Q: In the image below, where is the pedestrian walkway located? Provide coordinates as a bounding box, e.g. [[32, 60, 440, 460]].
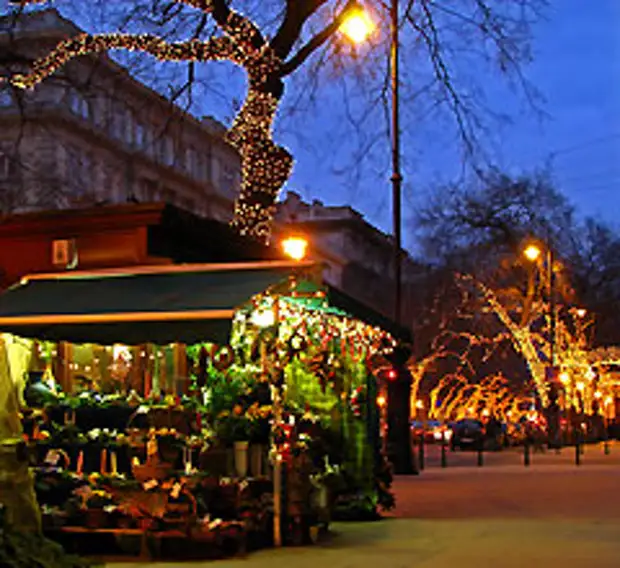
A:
[[108, 454, 620, 568]]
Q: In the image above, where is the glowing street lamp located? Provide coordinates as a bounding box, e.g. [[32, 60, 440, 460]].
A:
[[339, 5, 375, 44], [523, 244, 542, 262], [281, 236, 308, 261]]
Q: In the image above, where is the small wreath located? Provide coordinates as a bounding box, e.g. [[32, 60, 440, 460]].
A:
[[210, 345, 235, 371]]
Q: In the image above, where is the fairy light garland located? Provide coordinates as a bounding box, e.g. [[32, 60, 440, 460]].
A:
[[7, 0, 293, 243]]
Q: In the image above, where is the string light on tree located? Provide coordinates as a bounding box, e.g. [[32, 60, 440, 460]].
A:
[[5, 0, 300, 243]]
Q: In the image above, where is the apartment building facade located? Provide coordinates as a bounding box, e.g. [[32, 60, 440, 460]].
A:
[[275, 191, 421, 327], [0, 9, 240, 220]]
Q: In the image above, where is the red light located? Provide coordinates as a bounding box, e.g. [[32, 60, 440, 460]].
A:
[[387, 369, 397, 381]]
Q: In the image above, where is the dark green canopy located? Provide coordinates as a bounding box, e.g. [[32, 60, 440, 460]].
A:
[[0, 262, 317, 345]]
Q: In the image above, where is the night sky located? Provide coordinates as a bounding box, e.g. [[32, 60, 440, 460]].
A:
[[284, 0, 620, 247], [8, 1, 619, 249]]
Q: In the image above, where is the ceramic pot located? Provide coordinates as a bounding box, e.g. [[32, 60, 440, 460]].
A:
[[233, 441, 249, 477]]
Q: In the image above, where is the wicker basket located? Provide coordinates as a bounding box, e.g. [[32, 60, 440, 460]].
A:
[[131, 461, 173, 483]]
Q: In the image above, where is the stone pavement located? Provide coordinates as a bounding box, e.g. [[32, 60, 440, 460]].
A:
[[109, 447, 620, 568]]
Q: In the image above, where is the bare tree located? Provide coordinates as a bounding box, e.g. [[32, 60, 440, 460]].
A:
[[2, 0, 545, 242]]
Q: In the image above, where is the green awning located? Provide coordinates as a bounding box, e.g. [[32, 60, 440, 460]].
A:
[[0, 261, 317, 345]]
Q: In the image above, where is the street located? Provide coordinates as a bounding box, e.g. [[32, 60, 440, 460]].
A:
[[109, 443, 620, 568]]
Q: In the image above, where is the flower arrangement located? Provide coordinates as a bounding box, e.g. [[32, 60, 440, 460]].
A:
[[215, 407, 252, 444]]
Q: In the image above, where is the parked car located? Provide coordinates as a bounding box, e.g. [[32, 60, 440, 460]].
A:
[[411, 420, 449, 443], [450, 419, 485, 450]]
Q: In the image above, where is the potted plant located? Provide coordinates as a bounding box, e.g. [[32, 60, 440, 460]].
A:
[[215, 406, 251, 477]]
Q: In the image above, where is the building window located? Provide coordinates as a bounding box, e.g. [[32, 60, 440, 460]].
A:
[[0, 152, 9, 179], [135, 122, 145, 150], [197, 152, 208, 181], [122, 107, 134, 146], [221, 163, 236, 193], [163, 137, 174, 166], [139, 177, 159, 202], [0, 150, 18, 180], [185, 147, 195, 177], [65, 145, 92, 196], [67, 89, 90, 120], [0, 87, 12, 107]]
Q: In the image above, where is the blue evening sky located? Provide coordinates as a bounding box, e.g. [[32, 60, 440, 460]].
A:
[[283, 0, 620, 246]]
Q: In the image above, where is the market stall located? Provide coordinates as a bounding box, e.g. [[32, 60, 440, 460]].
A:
[[0, 261, 396, 560]]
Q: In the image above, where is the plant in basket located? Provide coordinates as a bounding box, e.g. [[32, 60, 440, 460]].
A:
[[84, 489, 116, 529], [156, 427, 184, 464]]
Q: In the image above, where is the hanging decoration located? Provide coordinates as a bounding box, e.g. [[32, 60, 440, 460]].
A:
[[349, 385, 366, 418], [6, 0, 293, 243]]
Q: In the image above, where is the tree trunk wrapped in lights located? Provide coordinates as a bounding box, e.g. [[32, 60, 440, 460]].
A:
[[4, 0, 360, 243]]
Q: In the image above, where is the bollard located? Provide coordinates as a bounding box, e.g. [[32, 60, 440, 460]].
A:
[[441, 441, 447, 468], [477, 444, 484, 467], [524, 442, 530, 466], [575, 440, 581, 466], [604, 439, 610, 455], [419, 436, 425, 471]]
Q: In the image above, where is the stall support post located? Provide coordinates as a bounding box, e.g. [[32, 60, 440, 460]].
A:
[[270, 373, 283, 547], [273, 455, 283, 546], [262, 297, 284, 548]]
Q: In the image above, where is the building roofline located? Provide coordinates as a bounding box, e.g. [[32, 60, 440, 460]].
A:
[[0, 8, 233, 151]]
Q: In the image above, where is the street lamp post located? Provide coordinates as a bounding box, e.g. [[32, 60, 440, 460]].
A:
[[524, 241, 565, 445], [341, 1, 414, 474], [390, 0, 402, 327]]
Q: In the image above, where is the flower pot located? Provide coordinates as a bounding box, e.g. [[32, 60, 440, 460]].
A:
[[85, 508, 108, 529], [233, 441, 249, 477], [249, 444, 265, 477]]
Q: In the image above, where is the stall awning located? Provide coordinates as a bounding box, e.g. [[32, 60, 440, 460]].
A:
[[0, 261, 317, 345]]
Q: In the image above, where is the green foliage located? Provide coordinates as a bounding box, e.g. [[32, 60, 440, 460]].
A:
[[0, 523, 98, 568]]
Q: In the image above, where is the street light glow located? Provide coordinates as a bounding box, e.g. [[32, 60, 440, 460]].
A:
[[340, 8, 374, 44], [281, 236, 308, 261], [523, 244, 542, 262]]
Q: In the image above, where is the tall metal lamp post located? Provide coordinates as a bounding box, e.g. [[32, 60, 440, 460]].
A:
[[341, 1, 414, 474], [339, 2, 402, 323], [523, 242, 563, 443]]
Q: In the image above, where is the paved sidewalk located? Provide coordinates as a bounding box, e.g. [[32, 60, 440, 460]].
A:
[[109, 454, 620, 568]]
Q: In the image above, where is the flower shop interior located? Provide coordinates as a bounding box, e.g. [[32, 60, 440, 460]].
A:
[[0, 260, 398, 561]]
